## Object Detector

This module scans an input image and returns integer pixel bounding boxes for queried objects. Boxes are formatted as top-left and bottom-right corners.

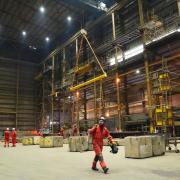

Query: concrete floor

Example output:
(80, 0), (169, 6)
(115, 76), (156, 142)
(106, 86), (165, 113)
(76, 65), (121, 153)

(0, 143), (180, 180)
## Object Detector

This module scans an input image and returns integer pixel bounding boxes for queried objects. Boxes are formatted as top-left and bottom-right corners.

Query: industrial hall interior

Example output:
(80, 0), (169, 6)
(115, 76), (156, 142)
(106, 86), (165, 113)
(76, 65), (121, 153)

(0, 0), (180, 179)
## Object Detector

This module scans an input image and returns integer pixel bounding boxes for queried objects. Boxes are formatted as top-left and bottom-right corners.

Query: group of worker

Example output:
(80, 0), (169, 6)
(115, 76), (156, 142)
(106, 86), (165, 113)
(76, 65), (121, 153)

(4, 128), (16, 147)
(58, 124), (78, 138)
(3, 117), (114, 174)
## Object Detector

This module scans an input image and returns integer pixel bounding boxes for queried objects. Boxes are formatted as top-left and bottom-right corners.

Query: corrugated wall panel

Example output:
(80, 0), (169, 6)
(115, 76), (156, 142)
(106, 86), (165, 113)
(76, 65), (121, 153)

(0, 58), (38, 130)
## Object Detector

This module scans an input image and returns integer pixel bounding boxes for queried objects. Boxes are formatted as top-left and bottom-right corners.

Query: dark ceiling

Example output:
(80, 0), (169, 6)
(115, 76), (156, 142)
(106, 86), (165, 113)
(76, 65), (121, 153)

(0, 0), (117, 62)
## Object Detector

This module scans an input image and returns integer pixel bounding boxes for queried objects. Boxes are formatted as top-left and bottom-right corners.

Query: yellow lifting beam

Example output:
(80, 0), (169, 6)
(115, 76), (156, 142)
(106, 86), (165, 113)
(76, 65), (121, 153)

(74, 63), (92, 75)
(70, 73), (107, 92)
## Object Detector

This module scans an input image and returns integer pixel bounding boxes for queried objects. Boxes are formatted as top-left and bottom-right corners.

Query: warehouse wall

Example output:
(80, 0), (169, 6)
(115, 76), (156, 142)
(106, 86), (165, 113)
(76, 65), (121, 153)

(0, 57), (38, 130)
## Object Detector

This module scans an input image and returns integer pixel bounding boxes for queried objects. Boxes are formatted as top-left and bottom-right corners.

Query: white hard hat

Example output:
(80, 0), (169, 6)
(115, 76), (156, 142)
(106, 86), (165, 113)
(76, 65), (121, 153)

(12, 128), (15, 131)
(99, 116), (105, 120)
(6, 128), (9, 131)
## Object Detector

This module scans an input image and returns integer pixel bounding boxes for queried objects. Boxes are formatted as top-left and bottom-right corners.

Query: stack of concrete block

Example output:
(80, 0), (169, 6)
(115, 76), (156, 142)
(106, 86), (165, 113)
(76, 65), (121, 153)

(125, 135), (165, 158)
(40, 136), (63, 148)
(69, 136), (88, 152)
(22, 137), (34, 145)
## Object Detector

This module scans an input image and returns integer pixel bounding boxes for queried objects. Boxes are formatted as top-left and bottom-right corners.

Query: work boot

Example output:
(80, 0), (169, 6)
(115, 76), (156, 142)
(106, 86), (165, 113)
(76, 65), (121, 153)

(92, 167), (99, 171)
(103, 167), (109, 174)
(92, 161), (99, 171)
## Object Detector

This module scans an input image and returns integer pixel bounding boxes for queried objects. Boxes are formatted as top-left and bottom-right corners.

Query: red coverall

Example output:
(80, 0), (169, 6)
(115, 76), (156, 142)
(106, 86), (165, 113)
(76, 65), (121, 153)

(89, 125), (113, 170)
(4, 130), (10, 147)
(72, 127), (78, 136)
(59, 128), (64, 137)
(12, 130), (16, 147)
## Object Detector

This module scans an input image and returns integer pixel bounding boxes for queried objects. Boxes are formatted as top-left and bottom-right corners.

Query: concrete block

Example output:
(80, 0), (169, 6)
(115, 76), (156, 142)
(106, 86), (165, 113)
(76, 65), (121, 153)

(88, 143), (93, 151)
(151, 135), (165, 156)
(40, 137), (53, 148)
(125, 136), (153, 158)
(53, 136), (63, 147)
(69, 136), (88, 152)
(22, 137), (34, 145)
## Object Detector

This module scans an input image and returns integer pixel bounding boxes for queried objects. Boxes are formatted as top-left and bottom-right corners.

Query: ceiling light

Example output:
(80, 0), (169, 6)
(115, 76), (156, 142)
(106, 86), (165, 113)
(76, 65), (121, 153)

(39, 6), (45, 13)
(106, 112), (110, 117)
(98, 2), (107, 11)
(76, 91), (80, 97)
(116, 77), (120, 84)
(22, 31), (26, 36)
(67, 16), (72, 22)
(136, 69), (140, 74)
(45, 37), (50, 42)
(99, 2), (106, 9)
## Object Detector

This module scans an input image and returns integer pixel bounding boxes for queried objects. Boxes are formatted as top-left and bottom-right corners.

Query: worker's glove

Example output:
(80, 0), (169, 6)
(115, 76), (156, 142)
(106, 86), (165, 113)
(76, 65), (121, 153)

(110, 144), (118, 154)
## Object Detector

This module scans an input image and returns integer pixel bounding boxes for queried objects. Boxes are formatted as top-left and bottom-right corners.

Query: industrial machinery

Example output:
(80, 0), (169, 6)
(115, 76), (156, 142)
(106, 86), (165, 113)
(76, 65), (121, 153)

(150, 58), (179, 153)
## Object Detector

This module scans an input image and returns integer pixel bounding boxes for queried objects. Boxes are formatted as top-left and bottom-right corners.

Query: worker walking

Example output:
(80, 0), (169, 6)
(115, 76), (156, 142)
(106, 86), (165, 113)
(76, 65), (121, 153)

(89, 117), (115, 174)
(12, 128), (17, 147)
(4, 128), (10, 148)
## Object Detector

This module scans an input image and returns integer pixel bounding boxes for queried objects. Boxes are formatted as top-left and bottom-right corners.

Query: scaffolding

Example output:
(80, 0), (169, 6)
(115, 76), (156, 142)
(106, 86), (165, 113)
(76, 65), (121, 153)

(150, 57), (180, 153)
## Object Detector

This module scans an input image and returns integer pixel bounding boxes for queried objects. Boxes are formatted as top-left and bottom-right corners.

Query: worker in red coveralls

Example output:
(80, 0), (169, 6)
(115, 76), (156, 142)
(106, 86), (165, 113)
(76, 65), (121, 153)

(12, 128), (16, 147)
(38, 131), (43, 137)
(89, 117), (115, 174)
(59, 127), (64, 137)
(4, 128), (10, 147)
(72, 125), (78, 136)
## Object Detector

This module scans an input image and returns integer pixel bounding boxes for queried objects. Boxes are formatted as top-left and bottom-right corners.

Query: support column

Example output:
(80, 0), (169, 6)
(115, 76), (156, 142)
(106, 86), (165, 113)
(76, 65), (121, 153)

(51, 56), (55, 133)
(42, 64), (45, 129)
(94, 73), (97, 123)
(138, 0), (153, 133)
(124, 75), (129, 115)
(116, 73), (121, 131)
(112, 12), (118, 64)
(178, 0), (180, 16)
(83, 40), (87, 121)
(15, 63), (19, 129)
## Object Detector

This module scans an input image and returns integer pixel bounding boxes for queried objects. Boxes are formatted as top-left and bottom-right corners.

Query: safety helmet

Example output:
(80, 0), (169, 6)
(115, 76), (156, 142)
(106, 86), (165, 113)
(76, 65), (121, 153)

(99, 116), (105, 125)
(12, 128), (15, 131)
(6, 128), (9, 131)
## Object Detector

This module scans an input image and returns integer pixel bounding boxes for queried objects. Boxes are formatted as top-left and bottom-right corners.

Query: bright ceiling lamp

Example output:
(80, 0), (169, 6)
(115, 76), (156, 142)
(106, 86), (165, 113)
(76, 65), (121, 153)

(45, 37), (50, 42)
(124, 44), (144, 60)
(22, 31), (26, 36)
(67, 16), (72, 22)
(39, 6), (45, 13)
